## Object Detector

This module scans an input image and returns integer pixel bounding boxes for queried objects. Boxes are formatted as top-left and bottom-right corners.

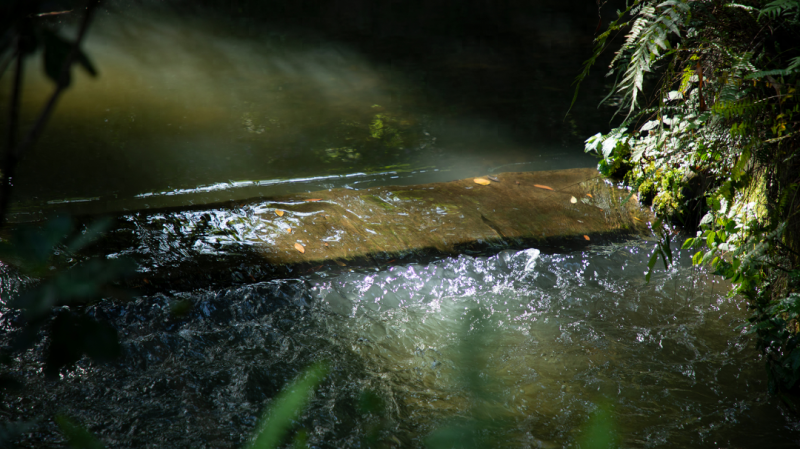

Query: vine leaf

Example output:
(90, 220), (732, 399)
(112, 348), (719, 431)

(42, 29), (97, 88)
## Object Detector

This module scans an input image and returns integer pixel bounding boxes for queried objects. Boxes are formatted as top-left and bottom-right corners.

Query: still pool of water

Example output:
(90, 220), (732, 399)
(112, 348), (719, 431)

(1, 1), (610, 218)
(3, 237), (799, 447)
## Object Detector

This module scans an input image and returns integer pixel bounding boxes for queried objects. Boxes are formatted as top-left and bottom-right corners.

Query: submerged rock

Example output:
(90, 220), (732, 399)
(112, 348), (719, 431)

(249, 168), (653, 266)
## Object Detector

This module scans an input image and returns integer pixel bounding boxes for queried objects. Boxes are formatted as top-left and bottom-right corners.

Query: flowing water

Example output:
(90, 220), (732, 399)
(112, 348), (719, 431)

(3, 233), (799, 447)
(3, 1), (800, 447)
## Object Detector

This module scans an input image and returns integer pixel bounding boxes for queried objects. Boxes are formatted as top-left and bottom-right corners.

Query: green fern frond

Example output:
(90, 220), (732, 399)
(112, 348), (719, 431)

(712, 98), (766, 120)
(745, 57), (800, 79)
(758, 0), (800, 20)
(567, 1), (640, 116)
(745, 68), (793, 79)
(616, 4), (684, 116)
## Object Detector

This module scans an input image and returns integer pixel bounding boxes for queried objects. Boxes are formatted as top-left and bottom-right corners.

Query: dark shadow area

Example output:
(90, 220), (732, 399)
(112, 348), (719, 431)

(124, 0), (628, 144)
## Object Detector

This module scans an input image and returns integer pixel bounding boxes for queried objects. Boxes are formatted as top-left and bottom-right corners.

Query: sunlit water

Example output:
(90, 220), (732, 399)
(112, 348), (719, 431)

(1, 2), (608, 218)
(3, 238), (799, 447)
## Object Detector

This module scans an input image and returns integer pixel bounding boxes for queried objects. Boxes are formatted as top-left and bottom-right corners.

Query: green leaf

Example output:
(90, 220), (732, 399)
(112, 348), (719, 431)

(576, 400), (619, 449)
(653, 217), (663, 230)
(646, 248), (659, 283)
(707, 231), (717, 248)
(659, 246), (671, 270)
(248, 362), (329, 449)
(681, 237), (695, 249)
(55, 415), (104, 449)
(43, 30), (74, 87)
(732, 148), (751, 179)
(692, 250), (703, 265)
(76, 48), (98, 77)
(707, 196), (721, 212)
(42, 29), (98, 88)
(66, 218), (113, 253)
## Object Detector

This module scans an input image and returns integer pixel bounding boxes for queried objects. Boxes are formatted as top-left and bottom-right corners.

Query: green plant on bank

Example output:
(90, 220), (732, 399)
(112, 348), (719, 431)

(576, 0), (800, 401)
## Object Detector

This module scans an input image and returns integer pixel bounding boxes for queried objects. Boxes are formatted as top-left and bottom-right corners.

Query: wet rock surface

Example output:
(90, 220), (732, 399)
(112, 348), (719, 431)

(246, 168), (652, 266)
(78, 168), (653, 294)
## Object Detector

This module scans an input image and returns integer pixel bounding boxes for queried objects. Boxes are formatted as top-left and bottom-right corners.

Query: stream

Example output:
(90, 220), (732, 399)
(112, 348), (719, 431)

(3, 235), (800, 447)
(2, 1), (800, 447)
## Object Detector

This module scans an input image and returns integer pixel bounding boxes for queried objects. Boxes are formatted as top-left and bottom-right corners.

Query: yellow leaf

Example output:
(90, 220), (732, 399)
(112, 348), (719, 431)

(275, 209), (284, 217)
(534, 184), (553, 191)
(294, 242), (305, 253)
(586, 193), (593, 198)
(287, 228), (292, 233)
(633, 217), (643, 222)
(334, 260), (346, 266)
(584, 235), (590, 241)
(570, 196), (577, 204)
(474, 178), (491, 186)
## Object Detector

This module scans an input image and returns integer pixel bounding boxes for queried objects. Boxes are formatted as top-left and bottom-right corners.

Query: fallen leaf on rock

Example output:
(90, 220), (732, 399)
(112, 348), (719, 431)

(474, 178), (491, 186)
(294, 242), (305, 253)
(286, 228), (292, 233)
(586, 193), (593, 198)
(534, 184), (554, 191)
(570, 196), (577, 204)
(305, 199), (322, 202)
(584, 235), (590, 241)
(275, 209), (284, 217)
(323, 242), (329, 247)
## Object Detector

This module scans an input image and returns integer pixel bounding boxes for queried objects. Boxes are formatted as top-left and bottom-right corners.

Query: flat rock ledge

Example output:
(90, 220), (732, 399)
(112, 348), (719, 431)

(253, 168), (654, 266)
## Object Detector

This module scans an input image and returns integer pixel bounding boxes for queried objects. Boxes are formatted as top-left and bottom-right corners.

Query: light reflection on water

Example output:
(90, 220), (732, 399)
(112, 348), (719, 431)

(2, 5), (599, 218)
(307, 241), (790, 447)
(4, 238), (798, 447)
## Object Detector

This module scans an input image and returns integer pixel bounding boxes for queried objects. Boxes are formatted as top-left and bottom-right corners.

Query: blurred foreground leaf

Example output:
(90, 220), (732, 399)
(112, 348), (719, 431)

(577, 401), (618, 449)
(247, 362), (329, 449)
(425, 308), (508, 448)
(42, 28), (97, 87)
(2, 217), (134, 376)
(55, 415), (104, 449)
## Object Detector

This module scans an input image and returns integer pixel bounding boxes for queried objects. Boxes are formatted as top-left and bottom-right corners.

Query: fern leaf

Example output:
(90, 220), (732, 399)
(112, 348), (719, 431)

(758, 0), (800, 20)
